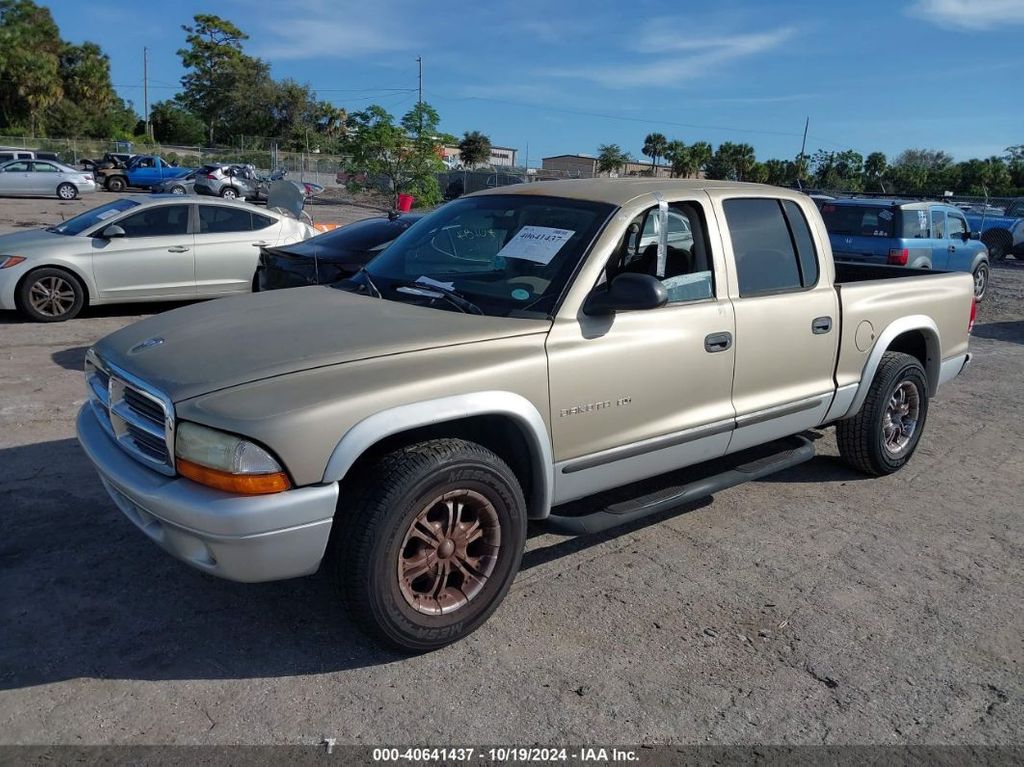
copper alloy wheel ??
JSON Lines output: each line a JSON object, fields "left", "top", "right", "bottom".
{"left": 29, "top": 275, "right": 76, "bottom": 318}
{"left": 397, "top": 489, "right": 501, "bottom": 616}
{"left": 882, "top": 380, "right": 920, "bottom": 457}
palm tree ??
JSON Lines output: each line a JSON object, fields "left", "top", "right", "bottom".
{"left": 596, "top": 143, "right": 630, "bottom": 176}
{"left": 733, "top": 143, "right": 756, "bottom": 182}
{"left": 641, "top": 132, "right": 668, "bottom": 174}
{"left": 664, "top": 140, "right": 688, "bottom": 178}
{"left": 458, "top": 130, "right": 492, "bottom": 168}
{"left": 688, "top": 141, "right": 712, "bottom": 178}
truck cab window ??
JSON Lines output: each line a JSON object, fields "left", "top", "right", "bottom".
{"left": 724, "top": 198, "right": 817, "bottom": 297}
{"left": 605, "top": 202, "right": 714, "bottom": 303}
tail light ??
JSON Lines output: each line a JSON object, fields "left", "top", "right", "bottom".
{"left": 206, "top": 174, "right": 217, "bottom": 180}
{"left": 887, "top": 248, "right": 909, "bottom": 266}
{"left": 969, "top": 299, "right": 977, "bottom": 334}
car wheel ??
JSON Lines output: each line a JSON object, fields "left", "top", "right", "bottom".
{"left": 330, "top": 438, "right": 527, "bottom": 652}
{"left": 16, "top": 268, "right": 86, "bottom": 322}
{"left": 171, "top": 185, "right": 186, "bottom": 195}
{"left": 972, "top": 262, "right": 989, "bottom": 301}
{"left": 106, "top": 176, "right": 127, "bottom": 193}
{"left": 836, "top": 352, "right": 929, "bottom": 476}
{"left": 220, "top": 187, "right": 238, "bottom": 199}
{"left": 56, "top": 182, "right": 78, "bottom": 200}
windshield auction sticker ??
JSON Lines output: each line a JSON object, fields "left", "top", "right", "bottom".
{"left": 497, "top": 226, "right": 575, "bottom": 265}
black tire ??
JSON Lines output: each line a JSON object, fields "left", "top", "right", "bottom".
{"left": 220, "top": 186, "right": 238, "bottom": 199}
{"left": 16, "top": 267, "right": 86, "bottom": 322}
{"left": 56, "top": 182, "right": 77, "bottom": 200}
{"left": 836, "top": 352, "right": 929, "bottom": 476}
{"left": 981, "top": 230, "right": 1010, "bottom": 262}
{"left": 170, "top": 185, "right": 186, "bottom": 195}
{"left": 106, "top": 175, "right": 127, "bottom": 193}
{"left": 330, "top": 438, "right": 527, "bottom": 652}
{"left": 973, "top": 261, "right": 990, "bottom": 302}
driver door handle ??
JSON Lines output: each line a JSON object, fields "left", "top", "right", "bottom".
{"left": 948, "top": 245, "right": 956, "bottom": 253}
{"left": 812, "top": 316, "right": 832, "bottom": 334}
{"left": 704, "top": 332, "right": 733, "bottom": 353}
{"left": 167, "top": 246, "right": 190, "bottom": 253}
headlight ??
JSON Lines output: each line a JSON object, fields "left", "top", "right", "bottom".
{"left": 0, "top": 256, "right": 26, "bottom": 269}
{"left": 175, "top": 421, "right": 291, "bottom": 495}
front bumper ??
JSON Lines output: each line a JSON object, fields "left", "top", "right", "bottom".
{"left": 76, "top": 404, "right": 338, "bottom": 582}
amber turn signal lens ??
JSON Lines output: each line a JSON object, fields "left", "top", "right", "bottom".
{"left": 177, "top": 457, "right": 291, "bottom": 495}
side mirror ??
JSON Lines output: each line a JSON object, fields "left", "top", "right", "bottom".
{"left": 961, "top": 230, "right": 971, "bottom": 242}
{"left": 970, "top": 231, "right": 981, "bottom": 241}
{"left": 583, "top": 272, "right": 668, "bottom": 316}
{"left": 100, "top": 224, "right": 126, "bottom": 239}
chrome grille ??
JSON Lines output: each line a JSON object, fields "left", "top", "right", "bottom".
{"left": 85, "top": 351, "right": 175, "bottom": 475}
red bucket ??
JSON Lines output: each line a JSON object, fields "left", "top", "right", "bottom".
{"left": 396, "top": 193, "right": 414, "bottom": 212}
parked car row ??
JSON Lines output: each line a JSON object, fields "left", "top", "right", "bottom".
{"left": 0, "top": 158, "right": 97, "bottom": 200}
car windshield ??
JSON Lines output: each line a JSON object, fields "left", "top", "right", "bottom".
{"left": 819, "top": 203, "right": 896, "bottom": 238}
{"left": 47, "top": 199, "right": 140, "bottom": 236}
{"left": 345, "top": 195, "right": 614, "bottom": 319}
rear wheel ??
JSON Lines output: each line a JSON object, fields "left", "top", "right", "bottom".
{"left": 981, "top": 230, "right": 1010, "bottom": 262}
{"left": 106, "top": 176, "right": 126, "bottom": 193}
{"left": 330, "top": 438, "right": 527, "bottom": 652}
{"left": 973, "top": 262, "right": 989, "bottom": 301}
{"left": 16, "top": 268, "right": 85, "bottom": 322}
{"left": 170, "top": 185, "right": 186, "bottom": 195}
{"left": 837, "top": 352, "right": 929, "bottom": 476}
{"left": 56, "top": 182, "right": 77, "bottom": 200}
{"left": 220, "top": 186, "right": 238, "bottom": 199}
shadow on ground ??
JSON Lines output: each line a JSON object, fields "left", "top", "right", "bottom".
{"left": 972, "top": 321, "right": 1024, "bottom": 345}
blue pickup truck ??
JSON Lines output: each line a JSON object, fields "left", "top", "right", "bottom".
{"left": 98, "top": 155, "right": 193, "bottom": 192}
{"left": 963, "top": 198, "right": 1024, "bottom": 261}
{"left": 820, "top": 199, "right": 991, "bottom": 300}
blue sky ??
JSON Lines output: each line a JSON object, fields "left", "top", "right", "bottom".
{"left": 47, "top": 0, "right": 1024, "bottom": 163}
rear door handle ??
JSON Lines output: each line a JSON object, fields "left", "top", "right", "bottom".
{"left": 704, "top": 332, "right": 733, "bottom": 353}
{"left": 948, "top": 245, "right": 956, "bottom": 253}
{"left": 167, "top": 246, "right": 190, "bottom": 253}
{"left": 812, "top": 316, "right": 832, "bottom": 334}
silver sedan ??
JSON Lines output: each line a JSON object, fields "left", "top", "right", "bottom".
{"left": 0, "top": 195, "right": 316, "bottom": 321}
{"left": 0, "top": 159, "right": 97, "bottom": 199}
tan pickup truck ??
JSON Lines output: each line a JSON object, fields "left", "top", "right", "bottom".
{"left": 76, "top": 180, "right": 975, "bottom": 651}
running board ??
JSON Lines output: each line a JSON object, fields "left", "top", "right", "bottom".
{"left": 543, "top": 435, "right": 815, "bottom": 536}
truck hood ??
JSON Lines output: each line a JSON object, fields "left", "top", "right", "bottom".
{"left": 93, "top": 287, "right": 551, "bottom": 402}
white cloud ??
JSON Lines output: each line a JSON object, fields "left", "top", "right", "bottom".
{"left": 251, "top": 1, "right": 414, "bottom": 60}
{"left": 545, "top": 26, "right": 796, "bottom": 88}
{"left": 908, "top": 0, "right": 1024, "bottom": 30}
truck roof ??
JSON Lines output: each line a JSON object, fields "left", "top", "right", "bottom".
{"left": 469, "top": 178, "right": 803, "bottom": 207}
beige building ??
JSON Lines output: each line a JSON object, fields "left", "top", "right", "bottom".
{"left": 541, "top": 153, "right": 673, "bottom": 178}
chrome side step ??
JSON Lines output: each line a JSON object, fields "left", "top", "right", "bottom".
{"left": 543, "top": 435, "right": 815, "bottom": 536}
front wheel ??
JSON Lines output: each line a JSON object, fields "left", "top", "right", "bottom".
{"left": 220, "top": 187, "right": 238, "bottom": 199}
{"left": 330, "top": 439, "right": 527, "bottom": 652}
{"left": 56, "top": 182, "right": 77, "bottom": 200}
{"left": 106, "top": 176, "right": 126, "bottom": 193}
{"left": 836, "top": 352, "right": 929, "bottom": 476}
{"left": 16, "top": 268, "right": 85, "bottom": 322}
{"left": 973, "top": 262, "right": 989, "bottom": 301}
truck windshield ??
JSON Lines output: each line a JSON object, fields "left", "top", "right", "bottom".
{"left": 47, "top": 199, "right": 140, "bottom": 236}
{"left": 820, "top": 203, "right": 895, "bottom": 238}
{"left": 347, "top": 195, "right": 614, "bottom": 318}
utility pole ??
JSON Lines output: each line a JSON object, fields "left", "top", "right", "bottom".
{"left": 416, "top": 56, "right": 423, "bottom": 134}
{"left": 797, "top": 116, "right": 809, "bottom": 190}
{"left": 799, "top": 116, "right": 809, "bottom": 158}
{"left": 143, "top": 47, "right": 151, "bottom": 140}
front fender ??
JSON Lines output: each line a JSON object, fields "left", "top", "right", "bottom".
{"left": 322, "top": 391, "right": 555, "bottom": 519}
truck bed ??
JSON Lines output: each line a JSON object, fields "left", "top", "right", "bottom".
{"left": 834, "top": 261, "right": 936, "bottom": 283}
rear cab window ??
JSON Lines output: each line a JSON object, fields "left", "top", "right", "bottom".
{"left": 723, "top": 198, "right": 819, "bottom": 297}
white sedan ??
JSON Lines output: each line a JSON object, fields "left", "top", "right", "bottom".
{"left": 0, "top": 196, "right": 315, "bottom": 321}
{"left": 0, "top": 158, "right": 97, "bottom": 200}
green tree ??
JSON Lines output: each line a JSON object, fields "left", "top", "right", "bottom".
{"left": 763, "top": 158, "right": 789, "bottom": 185}
{"left": 0, "top": 0, "right": 63, "bottom": 134}
{"left": 688, "top": 141, "right": 712, "bottom": 177}
{"left": 596, "top": 143, "right": 630, "bottom": 176}
{"left": 663, "top": 140, "right": 690, "bottom": 178}
{"left": 458, "top": 130, "right": 491, "bottom": 168}
{"left": 150, "top": 100, "right": 206, "bottom": 145}
{"left": 641, "top": 132, "right": 668, "bottom": 173}
{"left": 177, "top": 14, "right": 254, "bottom": 144}
{"left": 863, "top": 151, "right": 887, "bottom": 190}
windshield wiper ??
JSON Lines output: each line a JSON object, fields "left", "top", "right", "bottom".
{"left": 393, "top": 280, "right": 483, "bottom": 315}
{"left": 357, "top": 267, "right": 382, "bottom": 298}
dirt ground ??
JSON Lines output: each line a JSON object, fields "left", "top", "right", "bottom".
{"left": 0, "top": 192, "right": 1021, "bottom": 746}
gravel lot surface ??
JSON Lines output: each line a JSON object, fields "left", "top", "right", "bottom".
{"left": 0, "top": 193, "right": 1021, "bottom": 746}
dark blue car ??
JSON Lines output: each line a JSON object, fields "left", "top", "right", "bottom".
{"left": 820, "top": 199, "right": 990, "bottom": 300}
